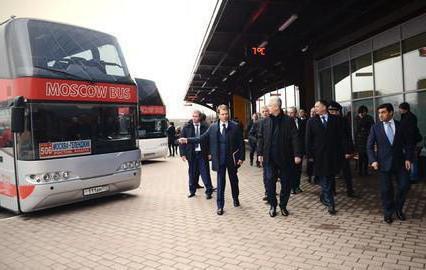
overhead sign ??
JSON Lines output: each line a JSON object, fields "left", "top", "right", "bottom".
{"left": 140, "top": 105, "right": 166, "bottom": 115}
{"left": 251, "top": 47, "right": 266, "bottom": 56}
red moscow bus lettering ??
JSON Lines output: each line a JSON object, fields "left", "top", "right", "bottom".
{"left": 110, "top": 87, "right": 130, "bottom": 99}
{"left": 46, "top": 82, "right": 110, "bottom": 99}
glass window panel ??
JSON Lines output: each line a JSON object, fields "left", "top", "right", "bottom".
{"left": 319, "top": 68, "right": 332, "bottom": 101}
{"left": 405, "top": 91, "right": 426, "bottom": 144}
{"left": 373, "top": 43, "right": 403, "bottom": 96}
{"left": 286, "top": 86, "right": 295, "bottom": 108}
{"left": 333, "top": 62, "right": 351, "bottom": 101}
{"left": 375, "top": 94, "right": 403, "bottom": 121}
{"left": 402, "top": 32, "right": 426, "bottom": 91}
{"left": 351, "top": 53, "right": 374, "bottom": 99}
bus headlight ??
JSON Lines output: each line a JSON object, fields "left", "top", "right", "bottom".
{"left": 26, "top": 171, "right": 72, "bottom": 184}
{"left": 117, "top": 160, "right": 141, "bottom": 172}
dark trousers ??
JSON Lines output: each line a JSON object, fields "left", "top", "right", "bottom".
{"left": 333, "top": 159, "right": 354, "bottom": 194}
{"left": 168, "top": 141, "right": 175, "bottom": 156}
{"left": 264, "top": 161, "right": 294, "bottom": 208}
{"left": 379, "top": 168, "right": 410, "bottom": 217}
{"left": 319, "top": 176, "right": 335, "bottom": 208}
{"left": 188, "top": 152, "right": 213, "bottom": 195}
{"left": 358, "top": 152, "right": 369, "bottom": 176}
{"left": 249, "top": 141, "right": 257, "bottom": 164}
{"left": 292, "top": 157, "right": 303, "bottom": 191}
{"left": 263, "top": 166, "right": 268, "bottom": 196}
{"left": 216, "top": 164, "right": 239, "bottom": 209}
{"left": 307, "top": 160, "right": 319, "bottom": 184}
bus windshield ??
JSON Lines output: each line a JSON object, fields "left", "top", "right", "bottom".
{"left": 17, "top": 103, "right": 137, "bottom": 160}
{"left": 138, "top": 116, "right": 167, "bottom": 139}
{"left": 8, "top": 19, "right": 132, "bottom": 84}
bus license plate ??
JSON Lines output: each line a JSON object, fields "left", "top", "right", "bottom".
{"left": 83, "top": 185, "right": 110, "bottom": 196}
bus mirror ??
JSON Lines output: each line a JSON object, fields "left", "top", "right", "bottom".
{"left": 11, "top": 107, "right": 25, "bottom": 133}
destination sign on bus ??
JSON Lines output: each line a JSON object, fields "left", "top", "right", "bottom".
{"left": 0, "top": 78, "right": 138, "bottom": 103}
{"left": 140, "top": 106, "right": 166, "bottom": 115}
{"left": 39, "top": 139, "right": 92, "bottom": 159}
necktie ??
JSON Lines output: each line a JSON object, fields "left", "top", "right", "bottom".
{"left": 222, "top": 124, "right": 226, "bottom": 136}
{"left": 195, "top": 124, "right": 199, "bottom": 137}
{"left": 295, "top": 118, "right": 299, "bottom": 130}
{"left": 321, "top": 116, "right": 327, "bottom": 127}
{"left": 385, "top": 122, "right": 394, "bottom": 144}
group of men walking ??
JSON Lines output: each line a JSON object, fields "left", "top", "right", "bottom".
{"left": 177, "top": 98, "right": 420, "bottom": 224}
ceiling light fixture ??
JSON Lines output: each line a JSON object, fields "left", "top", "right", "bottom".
{"left": 278, "top": 14, "right": 298, "bottom": 32}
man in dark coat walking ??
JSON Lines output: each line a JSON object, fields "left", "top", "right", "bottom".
{"left": 306, "top": 100, "right": 350, "bottom": 215}
{"left": 257, "top": 97, "right": 302, "bottom": 217}
{"left": 287, "top": 106, "right": 306, "bottom": 194}
{"left": 179, "top": 105, "right": 245, "bottom": 215}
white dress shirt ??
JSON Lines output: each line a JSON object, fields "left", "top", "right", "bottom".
{"left": 194, "top": 123, "right": 201, "bottom": 151}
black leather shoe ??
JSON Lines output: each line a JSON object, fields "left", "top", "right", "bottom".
{"left": 196, "top": 184, "right": 204, "bottom": 189}
{"left": 384, "top": 216, "right": 393, "bottom": 224}
{"left": 217, "top": 208, "right": 224, "bottom": 215}
{"left": 328, "top": 206, "right": 337, "bottom": 215}
{"left": 347, "top": 191, "right": 359, "bottom": 198}
{"left": 396, "top": 211, "right": 406, "bottom": 221}
{"left": 233, "top": 199, "right": 240, "bottom": 207}
{"left": 269, "top": 207, "right": 277, "bottom": 217}
{"left": 280, "top": 207, "right": 289, "bottom": 216}
{"left": 187, "top": 193, "right": 195, "bottom": 198}
{"left": 296, "top": 188, "right": 303, "bottom": 193}
{"left": 206, "top": 194, "right": 212, "bottom": 200}
{"left": 291, "top": 190, "right": 297, "bottom": 194}
{"left": 262, "top": 196, "right": 268, "bottom": 201}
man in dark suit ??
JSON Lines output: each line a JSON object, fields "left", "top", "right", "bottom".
{"left": 166, "top": 122, "right": 176, "bottom": 157}
{"left": 180, "top": 110, "right": 213, "bottom": 199}
{"left": 257, "top": 106, "right": 270, "bottom": 202}
{"left": 287, "top": 106, "right": 306, "bottom": 194}
{"left": 306, "top": 100, "right": 350, "bottom": 215}
{"left": 328, "top": 101, "right": 357, "bottom": 198}
{"left": 179, "top": 104, "right": 245, "bottom": 215}
{"left": 367, "top": 103, "right": 414, "bottom": 224}
{"left": 257, "top": 98, "right": 302, "bottom": 217}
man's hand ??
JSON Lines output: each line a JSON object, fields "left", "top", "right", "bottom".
{"left": 178, "top": 138, "right": 188, "bottom": 144}
{"left": 294, "top": 157, "right": 302, "bottom": 164}
{"left": 237, "top": 160, "right": 244, "bottom": 166}
{"left": 371, "top": 161, "right": 379, "bottom": 170}
{"left": 345, "top": 154, "right": 352, "bottom": 159}
{"left": 405, "top": 160, "right": 411, "bottom": 171}
{"left": 181, "top": 156, "right": 187, "bottom": 162}
{"left": 258, "top": 156, "right": 263, "bottom": 164}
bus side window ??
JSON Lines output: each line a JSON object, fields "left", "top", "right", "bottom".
{"left": 0, "top": 109, "right": 13, "bottom": 148}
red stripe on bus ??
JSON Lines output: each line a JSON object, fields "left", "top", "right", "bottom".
{"left": 0, "top": 77, "right": 137, "bottom": 103}
{"left": 0, "top": 182, "right": 35, "bottom": 199}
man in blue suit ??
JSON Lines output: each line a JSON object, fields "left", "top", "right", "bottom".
{"left": 179, "top": 110, "right": 213, "bottom": 199}
{"left": 367, "top": 103, "right": 414, "bottom": 224}
{"left": 179, "top": 104, "right": 245, "bottom": 215}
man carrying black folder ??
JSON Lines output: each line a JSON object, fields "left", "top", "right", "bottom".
{"left": 179, "top": 104, "right": 245, "bottom": 215}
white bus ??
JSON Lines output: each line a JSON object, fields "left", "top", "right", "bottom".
{"left": 0, "top": 18, "right": 141, "bottom": 213}
{"left": 135, "top": 79, "right": 168, "bottom": 161}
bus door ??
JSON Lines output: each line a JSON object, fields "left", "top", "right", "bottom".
{"left": 0, "top": 107, "right": 19, "bottom": 212}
